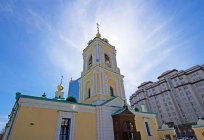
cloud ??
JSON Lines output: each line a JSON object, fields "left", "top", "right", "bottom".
{"left": 89, "top": 1, "right": 184, "bottom": 97}
{"left": 39, "top": 0, "right": 187, "bottom": 101}
{"left": 59, "top": 35, "right": 80, "bottom": 50}
{"left": 26, "top": 8, "right": 54, "bottom": 33}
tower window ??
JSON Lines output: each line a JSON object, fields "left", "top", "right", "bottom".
{"left": 88, "top": 88, "right": 91, "bottom": 98}
{"left": 104, "top": 54, "right": 111, "bottom": 67}
{"left": 110, "top": 86, "right": 114, "bottom": 96}
{"left": 88, "top": 55, "right": 92, "bottom": 67}
{"left": 60, "top": 118, "right": 71, "bottom": 140}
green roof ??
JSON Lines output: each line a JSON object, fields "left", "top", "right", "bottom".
{"left": 111, "top": 108, "right": 125, "bottom": 115}
{"left": 16, "top": 93, "right": 96, "bottom": 107}
{"left": 99, "top": 96, "right": 118, "bottom": 105}
{"left": 15, "top": 93, "right": 123, "bottom": 107}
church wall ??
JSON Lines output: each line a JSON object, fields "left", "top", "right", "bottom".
{"left": 81, "top": 65, "right": 123, "bottom": 104}
{"left": 135, "top": 114, "right": 159, "bottom": 140}
{"left": 96, "top": 106, "right": 118, "bottom": 140}
{"left": 80, "top": 70, "right": 95, "bottom": 103}
{"left": 10, "top": 106, "right": 58, "bottom": 140}
{"left": 104, "top": 72, "right": 124, "bottom": 97}
{"left": 100, "top": 43, "right": 116, "bottom": 59}
{"left": 192, "top": 127, "right": 204, "bottom": 140}
{"left": 74, "top": 112, "right": 97, "bottom": 140}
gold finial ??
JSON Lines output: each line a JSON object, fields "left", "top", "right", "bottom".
{"left": 57, "top": 76, "right": 64, "bottom": 91}
{"left": 60, "top": 75, "right": 63, "bottom": 85}
{"left": 97, "top": 23, "right": 99, "bottom": 33}
{"left": 96, "top": 23, "right": 101, "bottom": 38}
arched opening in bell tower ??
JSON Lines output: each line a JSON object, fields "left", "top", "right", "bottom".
{"left": 88, "top": 55, "right": 92, "bottom": 69}
{"left": 108, "top": 79, "right": 116, "bottom": 97}
{"left": 85, "top": 81, "right": 91, "bottom": 99}
{"left": 104, "top": 54, "right": 111, "bottom": 67}
{"left": 88, "top": 88, "right": 91, "bottom": 98}
{"left": 110, "top": 86, "right": 114, "bottom": 96}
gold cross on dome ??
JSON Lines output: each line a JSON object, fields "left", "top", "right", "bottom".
{"left": 60, "top": 75, "right": 63, "bottom": 85}
{"left": 96, "top": 23, "right": 99, "bottom": 33}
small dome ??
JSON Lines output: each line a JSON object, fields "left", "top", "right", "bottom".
{"left": 88, "top": 40, "right": 93, "bottom": 45}
{"left": 96, "top": 32, "right": 101, "bottom": 38}
{"left": 103, "top": 38, "right": 109, "bottom": 43}
{"left": 57, "top": 84, "right": 64, "bottom": 91}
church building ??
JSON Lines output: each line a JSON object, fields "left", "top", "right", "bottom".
{"left": 3, "top": 26, "right": 166, "bottom": 140}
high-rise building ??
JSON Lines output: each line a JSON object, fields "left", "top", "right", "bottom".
{"left": 68, "top": 78, "right": 80, "bottom": 101}
{"left": 130, "top": 65, "right": 204, "bottom": 127}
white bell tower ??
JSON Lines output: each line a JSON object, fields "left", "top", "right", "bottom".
{"left": 79, "top": 24, "right": 126, "bottom": 104}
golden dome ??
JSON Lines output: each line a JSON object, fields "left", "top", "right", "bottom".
{"left": 57, "top": 84, "right": 64, "bottom": 91}
{"left": 96, "top": 32, "right": 101, "bottom": 38}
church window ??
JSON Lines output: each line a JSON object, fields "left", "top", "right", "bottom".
{"left": 145, "top": 121, "right": 152, "bottom": 136}
{"left": 110, "top": 86, "right": 114, "bottom": 96}
{"left": 104, "top": 54, "right": 111, "bottom": 67}
{"left": 88, "top": 88, "right": 91, "bottom": 98}
{"left": 88, "top": 55, "right": 92, "bottom": 67}
{"left": 60, "top": 118, "right": 71, "bottom": 140}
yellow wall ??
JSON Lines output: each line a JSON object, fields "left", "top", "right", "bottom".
{"left": 9, "top": 105, "right": 97, "bottom": 140}
{"left": 74, "top": 112, "right": 96, "bottom": 140}
{"left": 193, "top": 127, "right": 204, "bottom": 140}
{"left": 158, "top": 129, "right": 176, "bottom": 140}
{"left": 135, "top": 115, "right": 159, "bottom": 140}
{"left": 10, "top": 106, "right": 58, "bottom": 140}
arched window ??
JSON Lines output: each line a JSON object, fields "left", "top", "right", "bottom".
{"left": 85, "top": 81, "right": 91, "bottom": 99}
{"left": 88, "top": 88, "right": 91, "bottom": 98}
{"left": 104, "top": 54, "right": 111, "bottom": 67}
{"left": 88, "top": 55, "right": 92, "bottom": 67}
{"left": 110, "top": 86, "right": 114, "bottom": 96}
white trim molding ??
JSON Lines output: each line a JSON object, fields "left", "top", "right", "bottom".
{"left": 55, "top": 111, "right": 75, "bottom": 140}
{"left": 144, "top": 117, "right": 153, "bottom": 139}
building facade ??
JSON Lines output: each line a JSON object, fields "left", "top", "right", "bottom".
{"left": 3, "top": 29, "right": 161, "bottom": 140}
{"left": 130, "top": 65, "right": 204, "bottom": 127}
{"left": 68, "top": 78, "right": 80, "bottom": 101}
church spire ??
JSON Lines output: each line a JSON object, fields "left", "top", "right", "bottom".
{"left": 96, "top": 23, "right": 101, "bottom": 38}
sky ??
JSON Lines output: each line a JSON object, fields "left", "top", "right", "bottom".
{"left": 0, "top": 0, "right": 204, "bottom": 131}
